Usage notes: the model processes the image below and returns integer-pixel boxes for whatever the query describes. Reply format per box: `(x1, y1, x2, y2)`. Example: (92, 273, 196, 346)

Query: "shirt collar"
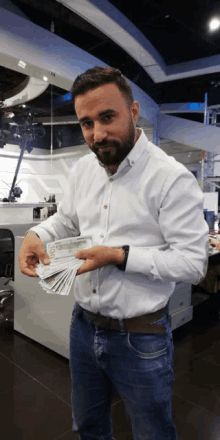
(96, 128, 147, 171)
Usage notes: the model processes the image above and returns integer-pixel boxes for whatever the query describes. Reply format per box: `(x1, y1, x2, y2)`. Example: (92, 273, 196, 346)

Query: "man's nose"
(93, 123, 107, 144)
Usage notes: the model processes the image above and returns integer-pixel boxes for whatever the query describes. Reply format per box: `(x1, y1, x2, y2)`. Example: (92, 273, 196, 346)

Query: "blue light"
(63, 93, 72, 102)
(55, 93, 72, 105)
(187, 103, 201, 110)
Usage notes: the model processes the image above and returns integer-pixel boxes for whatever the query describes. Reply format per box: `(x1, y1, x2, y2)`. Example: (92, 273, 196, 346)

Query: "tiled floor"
(1, 293, 220, 439)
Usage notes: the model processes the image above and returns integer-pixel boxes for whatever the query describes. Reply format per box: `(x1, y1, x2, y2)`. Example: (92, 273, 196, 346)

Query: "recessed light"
(22, 104, 26, 108)
(209, 18, 220, 31)
(43, 76, 48, 81)
(18, 60, 26, 68)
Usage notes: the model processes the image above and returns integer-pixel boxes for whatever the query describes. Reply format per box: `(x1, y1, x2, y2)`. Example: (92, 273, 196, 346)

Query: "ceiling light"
(209, 18, 220, 31)
(22, 104, 26, 108)
(43, 76, 48, 81)
(18, 60, 26, 68)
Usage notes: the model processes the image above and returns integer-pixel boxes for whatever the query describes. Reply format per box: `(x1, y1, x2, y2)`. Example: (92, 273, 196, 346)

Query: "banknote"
(36, 236, 92, 295)
(47, 236, 92, 260)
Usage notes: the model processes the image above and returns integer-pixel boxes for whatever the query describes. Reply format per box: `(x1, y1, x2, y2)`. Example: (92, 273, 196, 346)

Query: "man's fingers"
(75, 248, 98, 260)
(77, 260, 94, 275)
(19, 234, 50, 277)
(77, 261, 88, 275)
(38, 252, 50, 265)
(19, 250, 48, 277)
(21, 266, 38, 277)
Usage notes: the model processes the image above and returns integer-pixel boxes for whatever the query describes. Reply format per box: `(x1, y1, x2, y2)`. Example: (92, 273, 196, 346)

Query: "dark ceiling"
(1, 0, 220, 128)
(0, 66, 27, 95)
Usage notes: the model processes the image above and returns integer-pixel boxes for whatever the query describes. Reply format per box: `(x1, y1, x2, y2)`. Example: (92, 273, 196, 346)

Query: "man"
(19, 66, 209, 440)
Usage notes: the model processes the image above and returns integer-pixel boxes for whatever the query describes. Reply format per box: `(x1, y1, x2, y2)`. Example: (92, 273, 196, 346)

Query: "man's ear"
(131, 101, 140, 123)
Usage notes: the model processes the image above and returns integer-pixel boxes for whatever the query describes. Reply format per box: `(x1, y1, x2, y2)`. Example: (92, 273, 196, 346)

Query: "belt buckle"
(93, 311, 104, 327)
(95, 314, 112, 330)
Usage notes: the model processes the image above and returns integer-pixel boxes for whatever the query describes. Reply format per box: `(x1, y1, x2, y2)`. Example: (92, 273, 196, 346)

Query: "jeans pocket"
(126, 314, 170, 361)
(127, 331, 168, 359)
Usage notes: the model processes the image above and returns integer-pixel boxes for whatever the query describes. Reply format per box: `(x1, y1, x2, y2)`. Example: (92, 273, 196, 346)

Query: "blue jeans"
(69, 303, 178, 440)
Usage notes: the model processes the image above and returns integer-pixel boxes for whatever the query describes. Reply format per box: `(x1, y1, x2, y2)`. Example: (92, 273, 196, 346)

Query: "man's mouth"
(98, 146, 112, 152)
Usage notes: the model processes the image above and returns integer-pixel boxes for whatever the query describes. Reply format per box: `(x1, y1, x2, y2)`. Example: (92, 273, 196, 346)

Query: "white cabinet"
(14, 236, 75, 359)
(169, 282, 192, 330)
(170, 305, 193, 330)
(169, 282, 192, 314)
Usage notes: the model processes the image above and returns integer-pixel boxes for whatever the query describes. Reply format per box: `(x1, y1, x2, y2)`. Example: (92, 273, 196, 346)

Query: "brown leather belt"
(82, 304, 169, 334)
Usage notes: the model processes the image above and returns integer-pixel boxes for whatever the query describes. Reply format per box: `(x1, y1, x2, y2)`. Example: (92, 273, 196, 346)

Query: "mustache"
(93, 140, 119, 150)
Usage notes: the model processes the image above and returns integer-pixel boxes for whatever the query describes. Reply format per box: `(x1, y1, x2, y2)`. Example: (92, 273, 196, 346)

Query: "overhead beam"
(160, 103, 205, 113)
(158, 113, 220, 154)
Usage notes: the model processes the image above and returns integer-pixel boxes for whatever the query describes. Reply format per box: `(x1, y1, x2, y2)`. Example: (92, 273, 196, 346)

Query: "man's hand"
(209, 238, 220, 250)
(75, 246, 124, 275)
(18, 231, 50, 277)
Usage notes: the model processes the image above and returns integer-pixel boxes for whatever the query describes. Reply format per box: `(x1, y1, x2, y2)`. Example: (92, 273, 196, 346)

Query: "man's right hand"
(18, 231, 50, 277)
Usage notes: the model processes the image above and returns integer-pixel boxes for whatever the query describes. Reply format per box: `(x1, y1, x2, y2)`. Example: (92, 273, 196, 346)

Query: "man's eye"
(82, 115, 114, 128)
(82, 121, 92, 128)
(102, 115, 114, 122)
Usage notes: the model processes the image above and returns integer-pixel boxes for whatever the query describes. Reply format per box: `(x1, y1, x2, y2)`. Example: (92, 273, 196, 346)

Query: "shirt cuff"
(125, 246, 157, 279)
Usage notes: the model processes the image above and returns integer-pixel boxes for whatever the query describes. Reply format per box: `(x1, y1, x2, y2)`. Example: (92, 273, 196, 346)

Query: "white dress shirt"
(29, 129, 209, 319)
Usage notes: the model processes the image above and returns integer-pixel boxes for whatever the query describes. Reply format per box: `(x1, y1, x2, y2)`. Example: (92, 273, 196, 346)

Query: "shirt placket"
(90, 175, 114, 312)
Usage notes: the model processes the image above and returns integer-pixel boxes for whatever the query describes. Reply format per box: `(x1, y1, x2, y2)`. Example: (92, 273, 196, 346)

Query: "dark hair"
(71, 66, 134, 109)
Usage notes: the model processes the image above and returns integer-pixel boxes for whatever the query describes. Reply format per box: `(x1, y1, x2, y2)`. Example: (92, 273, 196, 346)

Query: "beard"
(92, 124, 136, 166)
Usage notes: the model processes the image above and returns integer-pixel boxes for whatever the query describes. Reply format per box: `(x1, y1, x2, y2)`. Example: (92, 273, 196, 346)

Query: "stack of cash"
(36, 236, 92, 295)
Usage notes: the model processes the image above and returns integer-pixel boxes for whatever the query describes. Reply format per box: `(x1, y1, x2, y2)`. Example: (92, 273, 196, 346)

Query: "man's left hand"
(75, 246, 124, 275)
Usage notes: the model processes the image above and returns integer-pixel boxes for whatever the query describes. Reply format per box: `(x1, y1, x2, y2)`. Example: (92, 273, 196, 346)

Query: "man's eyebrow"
(78, 109, 116, 124)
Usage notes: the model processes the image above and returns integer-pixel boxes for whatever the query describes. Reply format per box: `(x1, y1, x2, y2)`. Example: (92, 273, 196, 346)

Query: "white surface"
(170, 305, 193, 330)
(2, 77, 48, 108)
(169, 282, 192, 314)
(0, 203, 53, 207)
(0, 204, 52, 223)
(14, 235, 76, 358)
(203, 192, 218, 215)
(0, 147, 89, 205)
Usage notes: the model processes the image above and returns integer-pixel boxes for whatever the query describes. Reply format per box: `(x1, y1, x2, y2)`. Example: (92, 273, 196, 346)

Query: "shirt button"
(100, 234, 104, 238)
(131, 161, 135, 165)
(93, 289, 97, 294)
(104, 205, 108, 209)
(109, 178, 113, 182)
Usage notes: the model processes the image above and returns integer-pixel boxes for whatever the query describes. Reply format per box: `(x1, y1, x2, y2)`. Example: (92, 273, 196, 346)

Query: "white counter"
(14, 235, 75, 359)
(0, 203, 53, 223)
(1, 222, 70, 356)
(0, 203, 53, 207)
